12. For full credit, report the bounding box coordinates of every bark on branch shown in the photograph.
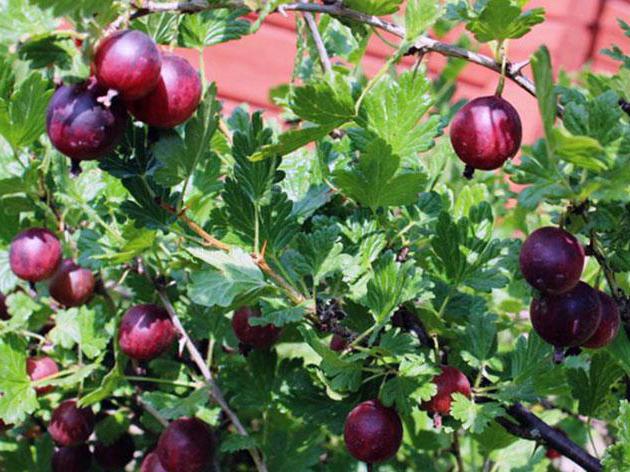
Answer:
[128,0,561,114]
[503,403,602,472]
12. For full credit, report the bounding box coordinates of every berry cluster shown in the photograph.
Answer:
[520,227,620,351]
[46,30,202,166]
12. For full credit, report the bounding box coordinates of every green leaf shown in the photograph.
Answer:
[451,394,504,434]
[299,326,362,392]
[380,354,437,415]
[290,78,355,125]
[17,31,77,69]
[261,409,324,472]
[531,46,556,147]
[250,298,313,327]
[187,247,269,307]
[466,0,545,43]
[29,0,115,18]
[364,254,419,324]
[405,0,441,42]
[358,71,440,160]
[295,225,344,283]
[602,400,630,471]
[0,72,53,149]
[567,352,624,417]
[334,139,426,209]
[459,311,497,369]
[605,329,630,376]
[154,86,221,187]
[501,332,568,401]
[552,128,607,171]
[95,412,131,445]
[250,123,338,161]
[220,434,258,453]
[343,0,404,16]
[0,334,37,424]
[178,8,250,48]
[48,306,111,359]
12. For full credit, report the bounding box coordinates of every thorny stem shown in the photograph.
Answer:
[504,404,602,472]
[152,278,268,472]
[125,0,562,115]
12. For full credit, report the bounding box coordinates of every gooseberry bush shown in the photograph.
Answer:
[0,1,628,471]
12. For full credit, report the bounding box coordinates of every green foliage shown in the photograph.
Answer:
[448,0,545,43]
[0,3,627,471]
[179,8,251,47]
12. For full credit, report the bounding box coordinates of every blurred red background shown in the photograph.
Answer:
[179,0,629,144]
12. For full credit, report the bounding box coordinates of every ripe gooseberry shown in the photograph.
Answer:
[46,79,128,161]
[330,334,348,352]
[156,417,214,472]
[140,452,167,472]
[10,228,62,283]
[27,356,59,395]
[232,306,282,350]
[52,445,92,472]
[530,281,602,348]
[519,227,585,294]
[582,291,620,349]
[423,366,472,415]
[94,30,162,100]
[128,54,202,128]
[48,399,95,446]
[449,95,522,177]
[118,304,177,361]
[94,433,135,470]
[343,399,403,464]
[48,259,95,308]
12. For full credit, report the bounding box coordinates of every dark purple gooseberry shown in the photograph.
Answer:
[582,291,620,349]
[48,259,95,307]
[330,334,348,352]
[343,399,403,464]
[46,79,128,161]
[118,304,177,361]
[94,29,162,100]
[27,356,59,395]
[9,227,62,282]
[0,292,8,320]
[156,417,214,472]
[128,54,202,128]
[519,227,585,294]
[450,95,522,172]
[52,445,92,472]
[94,433,135,470]
[530,281,602,348]
[140,452,167,472]
[231,306,282,350]
[48,400,95,447]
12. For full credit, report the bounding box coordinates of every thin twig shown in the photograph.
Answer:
[161,202,309,307]
[153,280,268,472]
[125,1,560,115]
[303,11,333,78]
[135,393,170,428]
